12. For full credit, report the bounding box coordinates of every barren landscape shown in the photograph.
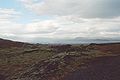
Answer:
[0,0,120,80]
[0,38,120,80]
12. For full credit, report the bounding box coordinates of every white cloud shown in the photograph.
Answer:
[0,8,58,41]
[52,16,120,38]
[0,8,21,21]
[25,20,58,34]
[19,0,120,18]
[1,11,120,40]
[0,7,120,42]
[17,0,120,40]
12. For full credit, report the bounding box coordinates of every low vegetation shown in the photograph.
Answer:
[0,40,120,80]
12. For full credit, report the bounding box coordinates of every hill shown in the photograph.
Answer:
[0,38,31,48]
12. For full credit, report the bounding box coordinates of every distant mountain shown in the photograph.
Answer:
[70,37,120,43]
[0,37,119,45]
[74,37,110,42]
[0,38,31,48]
[51,37,120,44]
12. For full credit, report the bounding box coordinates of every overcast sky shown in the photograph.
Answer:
[0,0,120,42]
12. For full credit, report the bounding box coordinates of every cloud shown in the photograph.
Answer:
[52,16,120,38]
[25,20,58,34]
[0,9,120,41]
[0,7,120,42]
[0,8,24,33]
[0,8,21,21]
[0,8,58,41]
[20,0,120,18]
[17,0,120,41]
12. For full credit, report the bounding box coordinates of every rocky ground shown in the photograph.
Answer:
[64,55,120,80]
[0,38,120,80]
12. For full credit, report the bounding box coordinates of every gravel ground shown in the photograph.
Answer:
[64,55,120,80]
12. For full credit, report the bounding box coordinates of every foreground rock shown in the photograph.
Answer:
[11,52,83,80]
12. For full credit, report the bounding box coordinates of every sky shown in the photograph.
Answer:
[0,0,120,42]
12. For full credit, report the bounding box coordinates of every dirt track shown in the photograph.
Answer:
[64,55,120,80]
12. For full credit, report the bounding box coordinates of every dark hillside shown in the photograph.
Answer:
[0,38,31,48]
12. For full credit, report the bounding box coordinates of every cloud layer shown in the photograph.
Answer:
[20,0,120,18]
[0,0,120,42]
